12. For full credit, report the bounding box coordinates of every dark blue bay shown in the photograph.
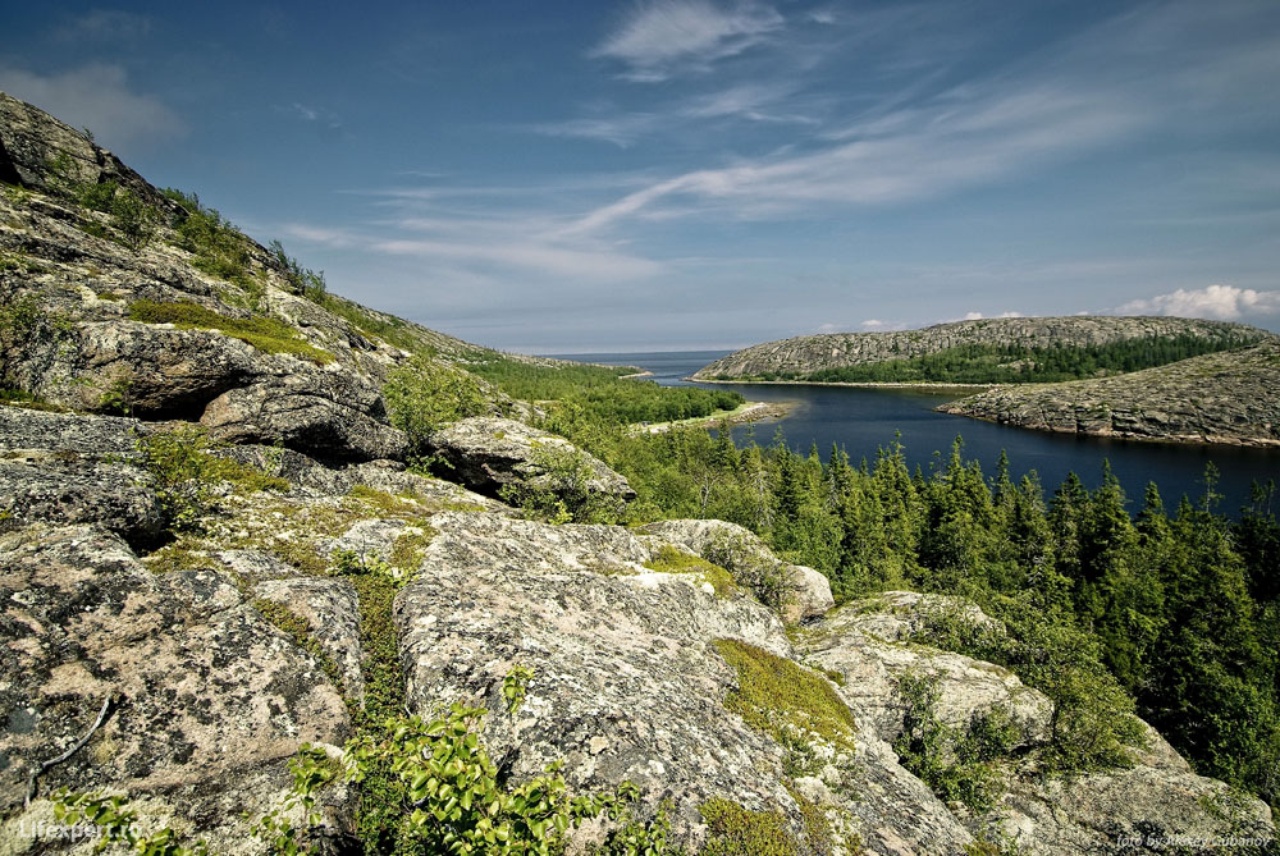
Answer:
[555,350,1280,514]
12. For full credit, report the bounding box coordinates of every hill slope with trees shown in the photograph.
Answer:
[693,316,1276,384]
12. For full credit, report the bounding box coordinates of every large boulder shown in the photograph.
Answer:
[201,374,409,463]
[0,524,353,852]
[425,416,635,507]
[795,592,1053,746]
[395,511,973,854]
[641,518,835,623]
[0,406,163,546]
[66,321,259,419]
[989,767,1275,855]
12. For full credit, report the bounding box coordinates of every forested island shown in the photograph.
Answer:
[1,92,1276,854]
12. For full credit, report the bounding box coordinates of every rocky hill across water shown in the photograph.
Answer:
[939,340,1280,448]
[1,92,1274,854]
[692,317,1276,383]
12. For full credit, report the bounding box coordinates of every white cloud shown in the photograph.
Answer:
[0,64,185,152]
[1116,285,1280,321]
[592,0,784,82]
[564,78,1145,234]
[529,114,659,148]
[860,319,885,330]
[956,311,1025,322]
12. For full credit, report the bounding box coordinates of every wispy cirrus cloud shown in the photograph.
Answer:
[592,0,784,82]
[529,82,816,147]
[563,80,1145,235]
[281,182,666,295]
[0,64,185,151]
[1117,285,1280,321]
[564,0,1280,236]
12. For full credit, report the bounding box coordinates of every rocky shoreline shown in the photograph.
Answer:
[938,341,1280,449]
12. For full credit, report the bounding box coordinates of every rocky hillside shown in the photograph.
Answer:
[692,316,1276,381]
[939,340,1280,447]
[1,92,1274,854]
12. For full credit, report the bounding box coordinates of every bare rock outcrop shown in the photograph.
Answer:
[940,340,1280,447]
[425,416,636,507]
[798,593,1276,855]
[201,375,409,463]
[0,524,353,852]
[0,407,163,546]
[396,511,970,853]
[796,593,1052,746]
[641,518,835,623]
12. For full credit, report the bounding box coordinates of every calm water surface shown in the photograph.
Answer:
[557,350,1280,514]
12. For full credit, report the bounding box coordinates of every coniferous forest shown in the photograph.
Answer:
[490,365,1280,813]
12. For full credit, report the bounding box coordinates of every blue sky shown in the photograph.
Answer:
[2,1,1278,352]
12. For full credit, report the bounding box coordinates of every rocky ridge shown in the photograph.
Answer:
[692,316,1276,381]
[938,340,1280,447]
[0,91,1274,854]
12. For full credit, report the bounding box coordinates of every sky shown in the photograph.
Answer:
[2,1,1279,353]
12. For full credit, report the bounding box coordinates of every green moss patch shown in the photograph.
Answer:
[713,638,857,753]
[699,798,799,856]
[127,299,333,364]
[645,544,738,597]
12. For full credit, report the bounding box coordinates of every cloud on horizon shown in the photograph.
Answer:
[0,64,185,152]
[1117,285,1280,321]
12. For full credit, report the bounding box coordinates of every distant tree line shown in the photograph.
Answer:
[469,356,744,425]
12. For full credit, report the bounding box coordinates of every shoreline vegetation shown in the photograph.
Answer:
[631,399,794,434]
[691,377,989,395]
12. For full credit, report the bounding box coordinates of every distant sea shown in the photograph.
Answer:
[553,350,1280,515]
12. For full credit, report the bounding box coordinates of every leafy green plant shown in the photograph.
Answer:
[269,240,327,301]
[138,424,290,532]
[163,188,259,291]
[704,533,791,614]
[52,788,209,855]
[334,547,412,587]
[98,374,134,415]
[252,745,341,855]
[109,187,160,252]
[343,703,640,855]
[499,441,623,525]
[502,664,536,715]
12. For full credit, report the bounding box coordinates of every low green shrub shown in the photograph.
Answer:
[138,424,290,532]
[382,355,489,453]
[644,545,737,597]
[699,798,797,856]
[892,671,1020,813]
